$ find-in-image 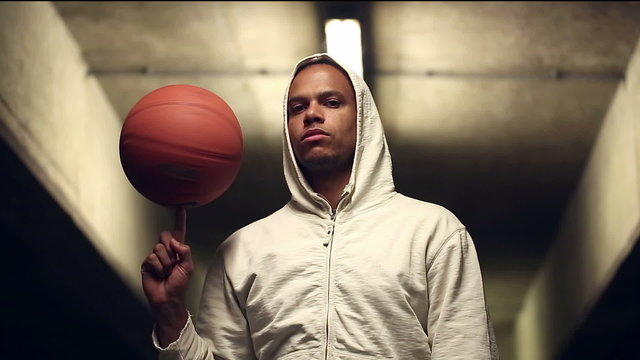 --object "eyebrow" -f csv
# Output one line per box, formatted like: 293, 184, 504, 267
288, 90, 345, 105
